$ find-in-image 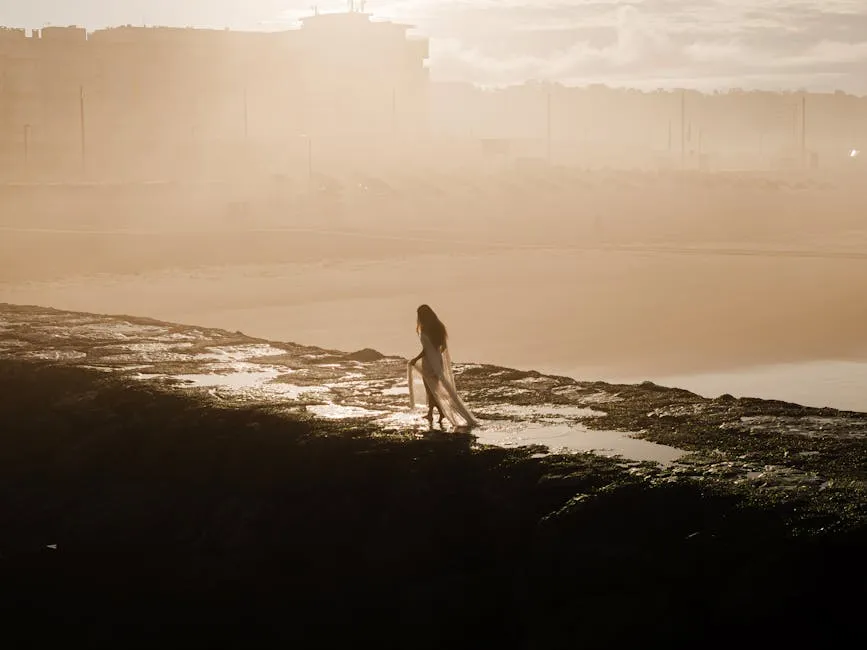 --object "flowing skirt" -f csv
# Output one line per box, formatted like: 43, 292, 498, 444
407, 344, 478, 428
